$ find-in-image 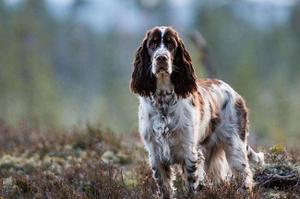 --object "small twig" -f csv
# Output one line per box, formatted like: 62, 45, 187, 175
258, 173, 299, 189
120, 169, 125, 186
